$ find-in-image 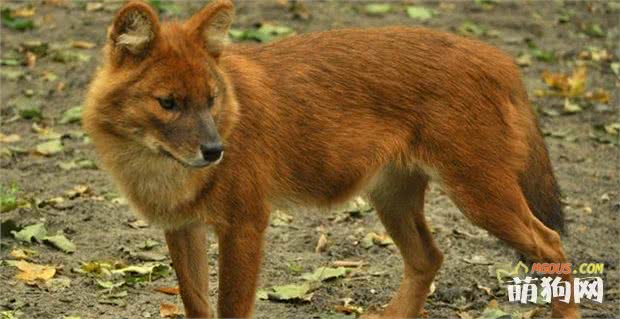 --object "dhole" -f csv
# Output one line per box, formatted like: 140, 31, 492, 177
83, 1, 580, 318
